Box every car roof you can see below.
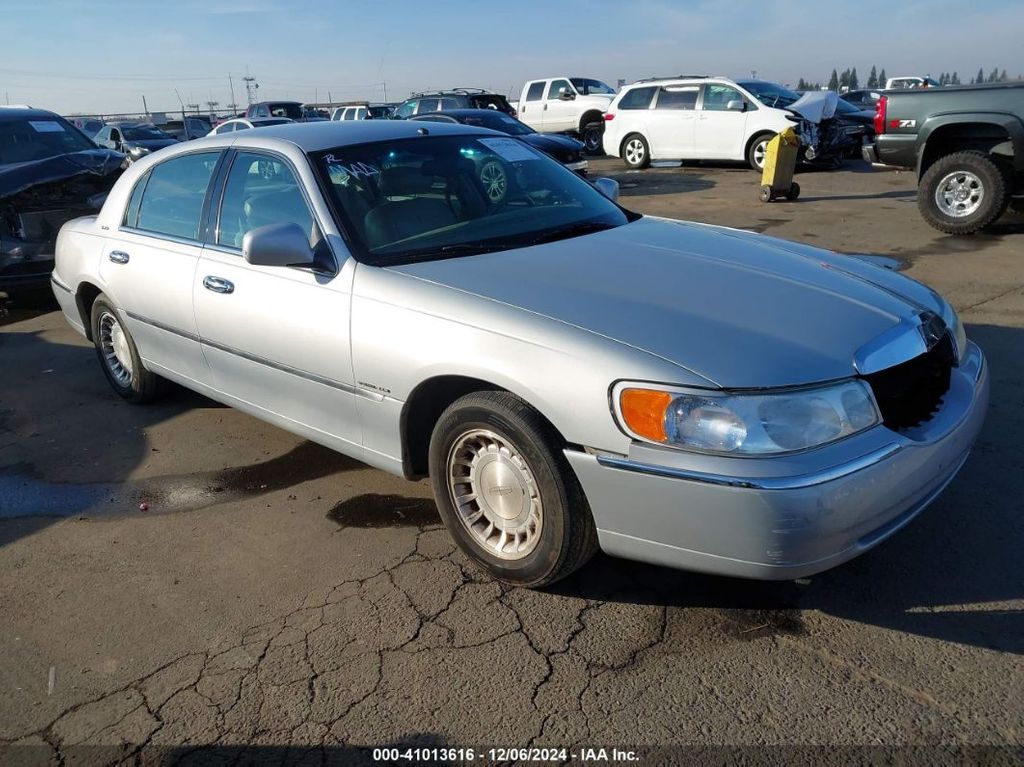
[182,119,504,153]
[0,106,62,122]
[413,108,516,119]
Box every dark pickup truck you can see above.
[863,82,1024,234]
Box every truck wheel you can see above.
[428,391,598,588]
[90,295,162,403]
[622,134,650,169]
[581,124,603,155]
[747,132,774,171]
[919,151,1010,234]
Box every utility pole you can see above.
[206,100,219,118]
[187,103,200,115]
[228,73,237,113]
[142,94,149,118]
[243,73,259,105]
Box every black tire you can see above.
[786,182,801,201]
[918,151,1010,234]
[621,133,650,170]
[747,132,774,171]
[428,391,598,588]
[90,295,161,403]
[581,123,604,155]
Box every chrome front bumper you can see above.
[568,343,989,580]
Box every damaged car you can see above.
[1,107,123,298]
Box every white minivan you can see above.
[602,77,798,170]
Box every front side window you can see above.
[618,87,657,110]
[394,101,416,119]
[135,152,219,240]
[217,152,316,249]
[314,135,635,266]
[656,87,698,110]
[702,85,744,111]
[547,79,572,100]
[416,98,441,114]
[525,82,545,101]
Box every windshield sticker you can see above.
[324,157,380,185]
[478,137,538,162]
[29,120,66,133]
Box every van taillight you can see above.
[874,95,887,135]
[604,113,615,121]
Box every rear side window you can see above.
[618,87,657,110]
[123,173,149,228]
[135,152,219,240]
[439,98,460,110]
[525,82,545,101]
[656,87,699,110]
[416,98,441,113]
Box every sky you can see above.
[2,0,1022,116]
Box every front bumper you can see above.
[567,343,988,580]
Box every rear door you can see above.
[98,150,223,385]
[695,83,750,160]
[646,86,699,158]
[518,81,547,128]
[192,149,360,445]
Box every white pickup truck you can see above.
[517,77,617,153]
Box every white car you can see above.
[208,117,294,136]
[602,77,800,170]
[517,77,617,153]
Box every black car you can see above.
[393,89,516,119]
[1,108,123,298]
[841,89,883,111]
[410,109,587,176]
[94,122,178,163]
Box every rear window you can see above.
[470,95,511,112]
[0,116,97,165]
[617,87,657,110]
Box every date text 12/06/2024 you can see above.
[371,747,641,762]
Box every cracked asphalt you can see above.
[1,159,1022,763]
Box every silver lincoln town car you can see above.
[51,121,988,587]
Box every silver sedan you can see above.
[51,121,988,587]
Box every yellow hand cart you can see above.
[759,127,801,202]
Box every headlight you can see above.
[613,380,880,456]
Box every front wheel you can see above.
[918,151,1009,234]
[90,295,162,403]
[621,134,650,170]
[428,391,598,588]
[581,124,603,155]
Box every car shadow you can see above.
[605,167,716,198]
[796,189,916,203]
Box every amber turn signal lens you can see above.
[619,388,672,442]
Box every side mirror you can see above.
[726,99,746,112]
[593,177,619,202]
[242,222,316,268]
[559,90,576,101]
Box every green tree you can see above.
[879,68,887,86]
[988,67,999,82]
[828,69,839,90]
[867,65,878,88]
[951,71,960,85]
[839,68,850,88]
[797,77,807,90]
[976,67,985,84]
[850,67,859,89]
[1000,69,1008,82]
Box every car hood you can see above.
[0,148,124,200]
[124,138,178,151]
[390,217,937,388]
[786,91,839,123]
[522,133,584,156]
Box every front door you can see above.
[543,79,576,132]
[98,150,222,385]
[695,84,750,160]
[192,149,360,448]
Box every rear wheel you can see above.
[918,151,1009,234]
[90,295,161,403]
[622,134,650,169]
[428,391,598,588]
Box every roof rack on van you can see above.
[634,75,709,83]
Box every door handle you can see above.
[203,276,234,294]
[543,104,548,111]
[108,250,130,264]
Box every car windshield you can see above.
[122,124,172,140]
[456,112,533,136]
[314,135,635,266]
[0,116,98,165]
[737,81,802,108]
[570,78,616,95]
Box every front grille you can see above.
[862,333,955,430]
